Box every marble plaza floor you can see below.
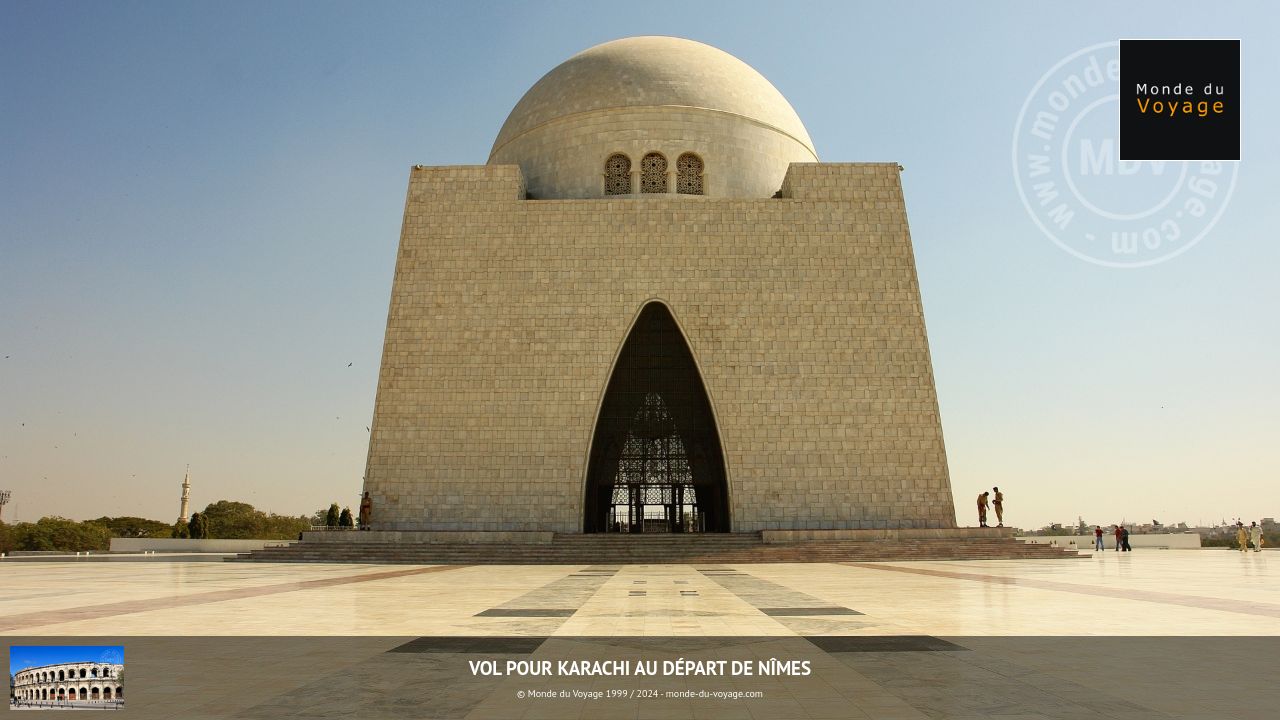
[3,550,1277,718]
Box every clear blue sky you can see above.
[2,1,1276,530]
[9,646,123,675]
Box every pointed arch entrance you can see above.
[584,302,730,533]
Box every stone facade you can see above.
[12,662,123,704]
[363,161,956,532]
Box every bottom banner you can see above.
[6,636,1277,718]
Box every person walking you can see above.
[991,487,1004,527]
[1094,525,1105,551]
[1250,521,1264,552]
[1236,522,1250,553]
[1120,526,1131,552]
[977,491,989,527]
[1113,525,1122,551]
[358,491,373,531]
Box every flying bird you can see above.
[347,362,353,367]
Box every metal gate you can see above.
[584,303,729,533]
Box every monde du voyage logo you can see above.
[1013,40,1240,268]
[1121,39,1240,162]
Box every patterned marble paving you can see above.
[3,552,1278,717]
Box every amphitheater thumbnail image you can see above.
[362,36,957,536]
[9,647,124,710]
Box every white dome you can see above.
[488,36,817,199]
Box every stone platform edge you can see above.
[298,528,1014,545]
[760,528,1015,543]
[301,531,556,544]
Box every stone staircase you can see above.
[230,532,1086,564]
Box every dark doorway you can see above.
[584,303,730,532]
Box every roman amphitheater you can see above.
[11,662,123,706]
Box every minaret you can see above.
[177,465,191,524]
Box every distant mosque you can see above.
[177,465,191,524]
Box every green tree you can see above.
[200,500,263,539]
[325,503,341,528]
[338,507,354,528]
[187,512,209,539]
[5,517,112,552]
[170,520,190,539]
[198,500,310,540]
[92,516,172,538]
[259,512,310,539]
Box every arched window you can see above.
[79,687,88,700]
[640,152,667,193]
[80,668,86,678]
[676,153,704,195]
[102,668,111,678]
[104,687,112,700]
[58,670,65,681]
[604,153,632,195]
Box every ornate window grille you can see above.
[676,153,704,195]
[604,153,632,195]
[584,303,730,533]
[640,152,668,193]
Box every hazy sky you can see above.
[10,645,124,675]
[2,1,1276,530]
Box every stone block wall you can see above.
[363,162,956,532]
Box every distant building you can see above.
[176,465,191,524]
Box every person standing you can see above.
[991,487,1004,527]
[977,492,989,527]
[1094,525,1105,551]
[1120,526,1131,552]
[1113,525,1122,551]
[358,491,373,531]
[1236,522,1250,553]
[1250,521,1264,552]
